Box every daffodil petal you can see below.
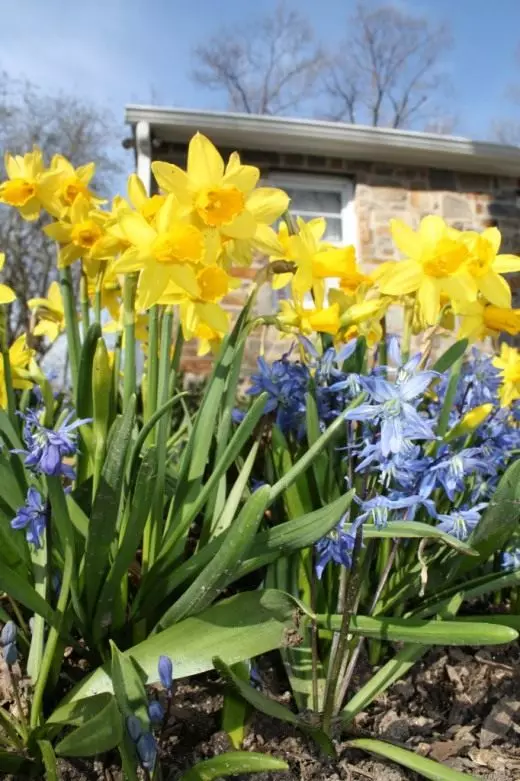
[418,277,441,325]
[390,219,421,259]
[494,254,520,273]
[151,162,192,204]
[378,260,422,295]
[187,133,224,188]
[246,187,289,224]
[0,284,16,304]
[119,211,157,246]
[221,210,256,239]
[479,270,511,308]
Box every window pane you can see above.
[286,188,342,215]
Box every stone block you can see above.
[441,193,474,220]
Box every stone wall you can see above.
[151,139,520,375]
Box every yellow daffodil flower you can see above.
[193,322,225,356]
[456,298,520,341]
[0,335,34,407]
[0,148,47,220]
[276,299,340,336]
[39,154,104,219]
[112,174,166,226]
[28,281,65,341]
[151,133,288,258]
[493,343,520,406]
[0,253,16,304]
[44,196,121,269]
[271,217,348,306]
[160,265,240,338]
[112,194,211,310]
[378,216,476,325]
[328,288,388,345]
[461,227,520,309]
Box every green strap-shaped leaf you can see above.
[213,656,335,757]
[221,660,250,749]
[157,486,271,629]
[48,693,113,726]
[37,740,58,780]
[0,562,57,628]
[55,696,123,757]
[179,752,288,781]
[83,397,136,615]
[0,407,23,449]
[432,339,469,374]
[272,426,311,517]
[345,738,479,781]
[317,614,518,645]
[363,522,477,555]
[465,458,520,566]
[342,644,426,725]
[162,392,268,555]
[94,447,158,635]
[0,750,36,775]
[136,490,353,621]
[76,322,102,420]
[53,590,302,705]
[209,440,260,539]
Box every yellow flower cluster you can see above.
[0,135,520,404]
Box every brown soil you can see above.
[50,641,520,781]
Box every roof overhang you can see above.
[125,105,520,177]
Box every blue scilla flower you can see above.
[11,487,47,548]
[425,447,490,502]
[501,548,520,570]
[436,504,487,540]
[315,515,363,579]
[345,368,437,456]
[247,355,309,435]
[356,494,425,528]
[16,409,89,478]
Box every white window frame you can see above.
[267,172,358,251]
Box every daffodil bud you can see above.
[444,403,493,442]
[92,337,111,441]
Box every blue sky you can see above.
[3,0,520,149]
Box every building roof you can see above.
[125,105,520,178]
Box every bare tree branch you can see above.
[191,1,326,116]
[0,70,125,342]
[324,2,453,129]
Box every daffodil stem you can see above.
[142,307,174,578]
[79,272,90,335]
[322,527,363,735]
[0,306,16,422]
[401,303,414,364]
[379,315,388,373]
[59,266,81,396]
[122,273,138,410]
[31,478,74,728]
[145,305,160,439]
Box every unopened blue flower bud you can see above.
[158,655,173,691]
[126,714,142,742]
[3,642,18,666]
[148,700,164,724]
[136,732,157,769]
[1,621,17,646]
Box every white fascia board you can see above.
[125,105,520,177]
